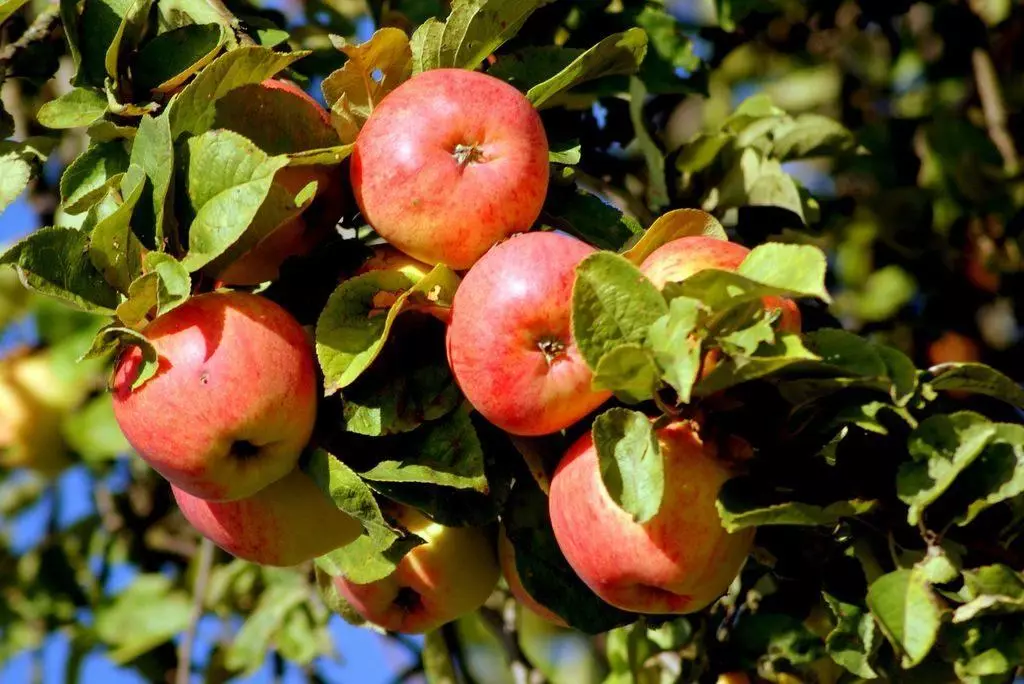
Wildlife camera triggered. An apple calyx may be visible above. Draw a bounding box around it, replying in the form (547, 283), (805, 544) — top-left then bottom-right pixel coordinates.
(229, 439), (262, 461)
(536, 336), (567, 366)
(394, 587), (423, 613)
(452, 143), (485, 168)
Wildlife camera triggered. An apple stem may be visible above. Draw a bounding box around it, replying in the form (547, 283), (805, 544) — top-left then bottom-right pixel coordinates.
(536, 337), (566, 366)
(452, 143), (484, 168)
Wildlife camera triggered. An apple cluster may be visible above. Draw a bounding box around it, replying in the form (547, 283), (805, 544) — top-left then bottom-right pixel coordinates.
(107, 68), (802, 634)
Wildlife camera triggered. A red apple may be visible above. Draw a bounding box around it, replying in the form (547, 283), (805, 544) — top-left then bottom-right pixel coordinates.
(640, 236), (802, 333)
(351, 68), (549, 269)
(112, 292), (318, 501)
(173, 467), (362, 566)
(549, 420), (754, 614)
(498, 526), (567, 627)
(208, 79), (346, 285)
(927, 331), (981, 366)
(333, 506), (499, 634)
(446, 231), (611, 436)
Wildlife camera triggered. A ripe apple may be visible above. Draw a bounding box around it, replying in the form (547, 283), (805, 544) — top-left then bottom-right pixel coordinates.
(208, 79), (346, 285)
(640, 236), (802, 333)
(549, 419), (754, 614)
(172, 467), (362, 566)
(333, 505), (499, 634)
(498, 526), (567, 627)
(351, 68), (549, 269)
(446, 231), (611, 436)
(0, 352), (86, 474)
(927, 330), (981, 365)
(111, 291), (318, 501)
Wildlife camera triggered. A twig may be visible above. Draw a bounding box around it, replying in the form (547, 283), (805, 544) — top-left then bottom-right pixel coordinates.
(204, 0), (255, 46)
(176, 537), (215, 684)
(971, 47), (1020, 176)
(0, 6), (61, 75)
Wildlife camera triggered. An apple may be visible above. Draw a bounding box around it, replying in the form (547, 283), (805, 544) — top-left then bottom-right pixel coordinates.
(640, 236), (802, 333)
(351, 68), (549, 269)
(172, 467), (362, 566)
(207, 79), (346, 285)
(0, 352), (86, 475)
(111, 291), (318, 501)
(927, 330), (981, 365)
(446, 231), (611, 436)
(498, 526), (567, 627)
(355, 244), (432, 282)
(549, 419), (754, 614)
(333, 505), (499, 634)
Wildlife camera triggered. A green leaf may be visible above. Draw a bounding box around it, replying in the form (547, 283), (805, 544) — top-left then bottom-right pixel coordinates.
(62, 395), (131, 463)
(772, 113), (858, 161)
(89, 164), (146, 293)
(676, 132), (732, 173)
(0, 0), (30, 24)
(738, 243), (831, 302)
(593, 344), (660, 404)
(440, 0), (547, 70)
(78, 0), (133, 87)
(542, 186), (642, 251)
(621, 208), (728, 265)
(927, 363), (1024, 409)
(946, 422), (1024, 526)
(548, 138), (581, 165)
(179, 130), (290, 271)
(488, 46), (582, 90)
(866, 568), (944, 668)
(698, 333), (818, 396)
(424, 629), (458, 684)
(95, 574), (192, 664)
(81, 325), (159, 388)
(225, 582), (309, 675)
(0, 152), (31, 215)
(37, 88), (108, 129)
(133, 23), (226, 94)
(897, 412), (997, 526)
(593, 408), (663, 523)
(955, 565), (1024, 623)
(361, 407), (488, 492)
(115, 253), (191, 327)
(410, 17), (444, 74)
(648, 296), (704, 402)
(104, 0), (153, 81)
(322, 28), (412, 144)
(628, 77), (669, 210)
(0, 227), (119, 313)
(129, 113), (174, 249)
(824, 594), (881, 679)
(60, 140), (130, 214)
(168, 46), (309, 139)
(572, 251), (667, 372)
(716, 477), (877, 532)
(527, 29), (648, 109)
(316, 264), (459, 394)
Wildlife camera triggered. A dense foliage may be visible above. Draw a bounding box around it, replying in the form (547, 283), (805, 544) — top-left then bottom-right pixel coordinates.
(1, 0), (1023, 682)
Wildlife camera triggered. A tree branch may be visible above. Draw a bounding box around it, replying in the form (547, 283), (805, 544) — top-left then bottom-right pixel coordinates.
(971, 47), (1020, 176)
(175, 537), (215, 684)
(0, 6), (61, 75)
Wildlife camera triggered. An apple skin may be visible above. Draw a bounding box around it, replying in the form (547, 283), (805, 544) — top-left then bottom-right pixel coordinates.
(351, 69), (549, 269)
(927, 331), (981, 365)
(172, 467), (362, 566)
(549, 420), (754, 614)
(111, 292), (318, 502)
(498, 526), (568, 627)
(640, 237), (802, 333)
(446, 231), (611, 436)
(208, 79), (346, 286)
(333, 506), (499, 634)
(0, 353), (84, 475)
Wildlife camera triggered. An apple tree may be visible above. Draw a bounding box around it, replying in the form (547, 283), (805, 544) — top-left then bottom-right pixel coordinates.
(1, 0), (1023, 683)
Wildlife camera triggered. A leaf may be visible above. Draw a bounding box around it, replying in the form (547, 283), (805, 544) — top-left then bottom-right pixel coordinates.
(0, 227), (119, 313)
(572, 251), (667, 372)
(676, 132), (732, 173)
(772, 113), (858, 161)
(322, 28), (412, 144)
(361, 407), (488, 492)
(134, 23), (226, 94)
(77, 0), (133, 87)
(593, 408), (663, 523)
(424, 630), (458, 684)
(62, 395), (131, 463)
(738, 243), (832, 303)
(593, 344), (660, 404)
(37, 88), (108, 129)
(648, 296), (704, 402)
(440, 0), (548, 70)
(129, 113), (174, 249)
(954, 565), (1024, 623)
(81, 325), (159, 388)
(89, 164), (146, 293)
(542, 186), (642, 251)
(104, 0), (153, 81)
(824, 594), (881, 679)
(316, 264), (460, 394)
(116, 253), (191, 327)
(95, 574), (192, 664)
(168, 46), (309, 139)
(948, 423), (1024, 526)
(179, 130), (290, 271)
(488, 46), (582, 90)
(897, 412), (997, 526)
(527, 29), (648, 109)
(0, 152), (31, 214)
(0, 0), (30, 24)
(628, 77), (669, 210)
(547, 138), (581, 165)
(621, 208), (728, 265)
(60, 140), (130, 214)
(866, 568), (944, 668)
(226, 582), (308, 675)
(717, 477), (877, 532)
(927, 363), (1024, 409)
(410, 17), (444, 74)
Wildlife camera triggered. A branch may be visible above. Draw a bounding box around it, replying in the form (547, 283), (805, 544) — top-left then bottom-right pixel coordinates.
(0, 6), (61, 75)
(971, 47), (1020, 176)
(175, 537), (215, 684)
